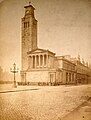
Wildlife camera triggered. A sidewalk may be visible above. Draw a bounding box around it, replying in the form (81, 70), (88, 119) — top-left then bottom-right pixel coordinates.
(0, 84), (91, 93)
(0, 84), (40, 93)
(61, 97), (91, 120)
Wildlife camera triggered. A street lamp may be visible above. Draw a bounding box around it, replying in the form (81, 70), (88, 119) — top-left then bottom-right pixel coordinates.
(10, 63), (19, 87)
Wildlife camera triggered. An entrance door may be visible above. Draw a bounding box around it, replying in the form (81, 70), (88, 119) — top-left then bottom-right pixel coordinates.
(50, 73), (55, 85)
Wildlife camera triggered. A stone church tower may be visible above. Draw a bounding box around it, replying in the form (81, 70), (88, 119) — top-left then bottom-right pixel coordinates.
(21, 3), (37, 71)
(20, 3), (91, 85)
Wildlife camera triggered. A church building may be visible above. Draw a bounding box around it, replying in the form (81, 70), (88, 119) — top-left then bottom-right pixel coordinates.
(20, 3), (91, 85)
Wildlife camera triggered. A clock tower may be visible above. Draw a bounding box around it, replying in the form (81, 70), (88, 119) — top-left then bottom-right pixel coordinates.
(21, 3), (37, 71)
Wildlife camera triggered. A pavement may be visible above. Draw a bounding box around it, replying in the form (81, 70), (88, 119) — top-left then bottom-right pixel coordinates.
(0, 84), (78, 93)
(61, 97), (91, 120)
(0, 86), (39, 93)
(0, 84), (40, 93)
(0, 84), (91, 120)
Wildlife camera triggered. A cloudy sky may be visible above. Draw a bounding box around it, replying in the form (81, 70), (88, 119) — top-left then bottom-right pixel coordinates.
(0, 0), (91, 71)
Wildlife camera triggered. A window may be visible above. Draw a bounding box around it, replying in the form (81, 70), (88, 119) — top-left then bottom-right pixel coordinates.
(72, 73), (74, 81)
(24, 22), (29, 28)
(69, 73), (71, 82)
(24, 22), (26, 28)
(66, 72), (68, 83)
(28, 22), (29, 27)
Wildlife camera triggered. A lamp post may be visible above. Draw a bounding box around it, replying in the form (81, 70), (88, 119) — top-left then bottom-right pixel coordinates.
(10, 63), (19, 87)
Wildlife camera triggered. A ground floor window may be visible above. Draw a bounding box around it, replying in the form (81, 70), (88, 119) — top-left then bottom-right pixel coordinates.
(69, 73), (71, 82)
(72, 73), (74, 81)
(66, 72), (68, 83)
(66, 72), (75, 83)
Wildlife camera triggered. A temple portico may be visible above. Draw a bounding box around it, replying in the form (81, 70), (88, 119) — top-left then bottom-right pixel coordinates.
(27, 48), (55, 70)
(28, 54), (48, 69)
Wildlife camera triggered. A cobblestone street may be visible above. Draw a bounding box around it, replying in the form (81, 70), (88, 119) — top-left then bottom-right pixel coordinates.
(61, 97), (91, 120)
(0, 84), (91, 120)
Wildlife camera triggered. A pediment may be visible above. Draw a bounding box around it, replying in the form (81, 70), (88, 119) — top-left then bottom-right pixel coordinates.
(27, 48), (55, 56)
(28, 48), (47, 54)
(33, 49), (47, 53)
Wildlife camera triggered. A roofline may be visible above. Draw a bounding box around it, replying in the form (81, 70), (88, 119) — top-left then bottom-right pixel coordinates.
(24, 5), (35, 10)
(27, 48), (55, 55)
(55, 56), (76, 66)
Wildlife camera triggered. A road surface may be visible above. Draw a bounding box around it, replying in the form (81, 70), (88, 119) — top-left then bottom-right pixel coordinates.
(0, 84), (91, 120)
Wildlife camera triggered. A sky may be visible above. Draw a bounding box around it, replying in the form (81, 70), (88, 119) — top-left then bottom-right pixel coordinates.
(0, 0), (91, 71)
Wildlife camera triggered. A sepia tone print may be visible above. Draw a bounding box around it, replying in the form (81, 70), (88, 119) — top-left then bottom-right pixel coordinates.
(0, 0), (91, 120)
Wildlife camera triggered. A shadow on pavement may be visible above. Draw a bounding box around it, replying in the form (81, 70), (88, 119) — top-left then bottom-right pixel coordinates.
(0, 88), (39, 94)
(61, 97), (91, 120)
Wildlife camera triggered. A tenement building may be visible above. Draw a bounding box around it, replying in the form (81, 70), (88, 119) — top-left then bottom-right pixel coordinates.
(20, 3), (91, 85)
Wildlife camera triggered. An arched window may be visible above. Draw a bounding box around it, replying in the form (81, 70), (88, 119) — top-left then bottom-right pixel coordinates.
(24, 22), (29, 28)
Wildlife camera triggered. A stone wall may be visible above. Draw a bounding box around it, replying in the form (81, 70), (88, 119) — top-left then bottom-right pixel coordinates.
(26, 70), (49, 83)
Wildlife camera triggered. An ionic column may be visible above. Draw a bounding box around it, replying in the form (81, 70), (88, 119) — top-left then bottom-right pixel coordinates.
(68, 73), (69, 83)
(32, 56), (35, 68)
(46, 55), (49, 68)
(71, 73), (73, 82)
(43, 55), (44, 67)
(31, 56), (33, 68)
(35, 55), (36, 68)
(39, 55), (40, 68)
